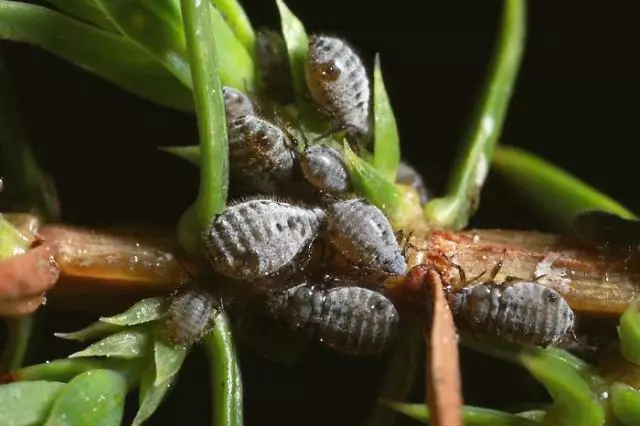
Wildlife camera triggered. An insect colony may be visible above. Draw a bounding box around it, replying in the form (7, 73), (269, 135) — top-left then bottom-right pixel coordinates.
(162, 32), (581, 360)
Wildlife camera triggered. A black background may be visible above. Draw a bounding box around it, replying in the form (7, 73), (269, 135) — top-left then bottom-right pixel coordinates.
(1, 1), (639, 425)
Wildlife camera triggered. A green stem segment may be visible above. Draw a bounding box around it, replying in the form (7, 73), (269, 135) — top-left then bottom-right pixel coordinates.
(201, 313), (243, 426)
(424, 0), (526, 230)
(179, 0), (228, 253)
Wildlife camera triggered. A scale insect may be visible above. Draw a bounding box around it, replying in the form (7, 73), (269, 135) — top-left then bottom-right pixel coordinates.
(326, 198), (407, 275)
(447, 260), (576, 347)
(266, 282), (399, 357)
(163, 286), (220, 346)
(223, 86), (255, 123)
(305, 34), (371, 143)
(204, 198), (326, 281)
(227, 115), (299, 194)
(298, 143), (351, 194)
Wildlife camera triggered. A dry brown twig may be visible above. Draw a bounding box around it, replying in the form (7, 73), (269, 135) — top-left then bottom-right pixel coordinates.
(423, 268), (463, 426)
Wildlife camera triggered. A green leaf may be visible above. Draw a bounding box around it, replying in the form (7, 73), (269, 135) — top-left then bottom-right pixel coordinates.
(378, 400), (540, 425)
(44, 0), (119, 32)
(8, 358), (110, 382)
(462, 336), (606, 426)
(611, 382), (640, 426)
(275, 0), (324, 131)
(68, 327), (152, 359)
(55, 321), (122, 342)
(0, 1), (193, 111)
(275, 0), (307, 99)
(208, 4), (256, 92)
(158, 145), (200, 166)
(424, 0), (526, 230)
(618, 301), (640, 366)
(179, 0), (229, 254)
(133, 362), (176, 426)
(43, 369), (127, 426)
(343, 142), (402, 222)
(0, 215), (30, 259)
(210, 0), (255, 57)
(94, 0), (191, 88)
(201, 313), (243, 426)
(520, 351), (605, 426)
(100, 297), (167, 326)
(372, 54), (400, 182)
(0, 381), (65, 426)
(492, 146), (637, 231)
(153, 335), (188, 385)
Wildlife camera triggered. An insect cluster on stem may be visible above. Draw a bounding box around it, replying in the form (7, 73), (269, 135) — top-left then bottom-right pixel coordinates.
(162, 32), (430, 357)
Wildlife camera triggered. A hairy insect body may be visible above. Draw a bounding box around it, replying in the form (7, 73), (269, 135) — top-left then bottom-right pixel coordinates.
(300, 144), (351, 193)
(305, 35), (371, 139)
(267, 283), (399, 356)
(327, 199), (407, 275)
(223, 87), (255, 123)
(227, 115), (297, 193)
(163, 287), (218, 346)
(204, 199), (326, 281)
(450, 280), (575, 347)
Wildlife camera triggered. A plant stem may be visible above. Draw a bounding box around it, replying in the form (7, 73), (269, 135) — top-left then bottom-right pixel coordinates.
(201, 313), (243, 426)
(180, 0), (228, 253)
(424, 0), (527, 230)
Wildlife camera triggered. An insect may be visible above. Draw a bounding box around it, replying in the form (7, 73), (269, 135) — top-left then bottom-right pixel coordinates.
(204, 198), (326, 281)
(265, 281), (399, 357)
(255, 28), (295, 105)
(305, 34), (371, 143)
(326, 198), (407, 275)
(298, 143), (351, 194)
(227, 115), (299, 194)
(395, 161), (431, 206)
(162, 286), (220, 346)
(223, 86), (255, 123)
(447, 260), (576, 347)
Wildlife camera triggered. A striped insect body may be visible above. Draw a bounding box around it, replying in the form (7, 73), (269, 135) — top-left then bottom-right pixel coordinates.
(305, 35), (371, 141)
(267, 282), (399, 356)
(227, 115), (298, 194)
(327, 198), (407, 275)
(449, 279), (575, 347)
(204, 198), (326, 281)
(163, 286), (219, 346)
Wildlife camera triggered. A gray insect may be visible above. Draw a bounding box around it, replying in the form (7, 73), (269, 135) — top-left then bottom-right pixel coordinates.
(223, 86), (255, 123)
(255, 29), (294, 104)
(299, 144), (351, 193)
(163, 286), (219, 346)
(448, 263), (575, 347)
(227, 115), (298, 193)
(395, 161), (431, 206)
(266, 282), (399, 356)
(204, 198), (326, 281)
(327, 198), (407, 275)
(305, 34), (371, 140)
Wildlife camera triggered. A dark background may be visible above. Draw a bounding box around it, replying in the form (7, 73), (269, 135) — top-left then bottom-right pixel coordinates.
(1, 1), (639, 425)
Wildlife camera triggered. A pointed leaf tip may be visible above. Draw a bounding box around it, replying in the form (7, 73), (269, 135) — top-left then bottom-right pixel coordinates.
(373, 53), (400, 182)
